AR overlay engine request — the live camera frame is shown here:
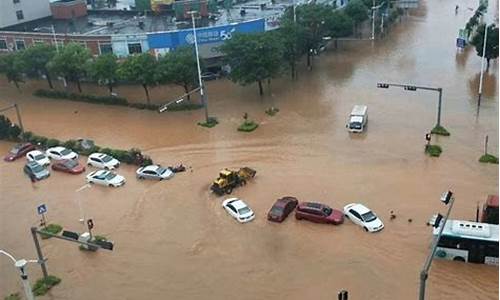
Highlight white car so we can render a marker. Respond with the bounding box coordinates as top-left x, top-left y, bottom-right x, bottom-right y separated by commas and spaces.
343, 203, 384, 232
26, 150, 50, 166
136, 165, 174, 180
86, 170, 125, 187
222, 198, 255, 223
46, 146, 78, 161
87, 153, 120, 170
